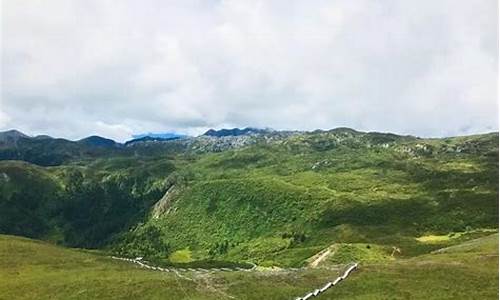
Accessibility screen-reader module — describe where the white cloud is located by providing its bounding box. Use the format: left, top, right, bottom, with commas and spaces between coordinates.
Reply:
0, 107, 10, 129
93, 121, 133, 142
1, 0, 497, 141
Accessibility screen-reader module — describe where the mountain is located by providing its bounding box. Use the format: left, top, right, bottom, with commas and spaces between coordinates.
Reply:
0, 127, 497, 298
78, 135, 119, 148
33, 135, 53, 140
0, 128, 497, 253
0, 135, 125, 166
125, 135, 183, 146
132, 132, 187, 140
0, 129, 29, 139
0, 129, 29, 146
0, 127, 420, 165
203, 127, 271, 137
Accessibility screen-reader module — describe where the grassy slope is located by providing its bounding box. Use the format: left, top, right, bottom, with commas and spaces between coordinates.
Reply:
0, 234, 193, 300
0, 157, 175, 247
0, 161, 63, 238
0, 234, 343, 300
141, 132, 498, 266
0, 234, 497, 300
323, 234, 499, 299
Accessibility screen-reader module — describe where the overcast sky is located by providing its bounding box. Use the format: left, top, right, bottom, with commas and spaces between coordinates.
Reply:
1, 0, 498, 141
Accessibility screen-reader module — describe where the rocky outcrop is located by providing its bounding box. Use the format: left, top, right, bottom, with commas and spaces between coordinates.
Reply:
151, 184, 181, 219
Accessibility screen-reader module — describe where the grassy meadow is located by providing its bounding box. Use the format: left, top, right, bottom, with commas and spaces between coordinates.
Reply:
0, 233, 497, 299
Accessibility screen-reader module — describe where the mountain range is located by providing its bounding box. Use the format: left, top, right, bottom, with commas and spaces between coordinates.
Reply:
0, 127, 497, 299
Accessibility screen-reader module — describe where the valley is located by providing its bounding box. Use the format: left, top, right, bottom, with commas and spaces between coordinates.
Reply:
0, 128, 498, 299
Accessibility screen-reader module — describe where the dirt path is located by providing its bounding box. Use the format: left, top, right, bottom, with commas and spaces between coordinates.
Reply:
310, 249, 332, 268
110, 256, 255, 273
294, 263, 359, 300
308, 245, 337, 268
112, 255, 358, 299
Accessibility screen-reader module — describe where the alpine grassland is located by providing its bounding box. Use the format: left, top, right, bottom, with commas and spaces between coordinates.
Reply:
0, 233, 497, 299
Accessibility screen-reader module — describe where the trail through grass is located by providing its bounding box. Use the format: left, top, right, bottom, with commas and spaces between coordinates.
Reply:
0, 234, 498, 299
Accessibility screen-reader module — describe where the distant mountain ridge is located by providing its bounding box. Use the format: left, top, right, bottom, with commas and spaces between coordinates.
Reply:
203, 127, 271, 137
0, 129, 29, 144
0, 130, 123, 166
124, 136, 183, 146
1, 128, 498, 167
78, 136, 119, 148
132, 132, 187, 140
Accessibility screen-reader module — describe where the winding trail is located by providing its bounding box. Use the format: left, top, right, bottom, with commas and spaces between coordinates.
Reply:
111, 256, 358, 299
294, 263, 358, 300
111, 256, 255, 273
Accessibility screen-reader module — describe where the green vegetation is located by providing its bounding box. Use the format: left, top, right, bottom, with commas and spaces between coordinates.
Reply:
0, 233, 497, 299
0, 129, 497, 298
169, 248, 193, 263
122, 131, 498, 267
323, 234, 499, 299
0, 130, 497, 265
327, 243, 392, 264
416, 228, 497, 243
0, 157, 173, 248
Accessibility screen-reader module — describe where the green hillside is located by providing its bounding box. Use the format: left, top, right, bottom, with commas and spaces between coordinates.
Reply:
121, 131, 498, 266
0, 233, 497, 299
0, 157, 173, 248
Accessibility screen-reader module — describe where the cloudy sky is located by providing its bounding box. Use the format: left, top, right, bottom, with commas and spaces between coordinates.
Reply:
1, 0, 498, 141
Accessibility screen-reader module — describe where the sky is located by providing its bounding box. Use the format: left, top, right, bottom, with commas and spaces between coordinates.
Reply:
1, 0, 498, 142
